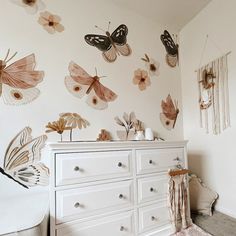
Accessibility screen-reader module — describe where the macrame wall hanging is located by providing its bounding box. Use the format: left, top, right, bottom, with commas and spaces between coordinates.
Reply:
196, 35, 231, 135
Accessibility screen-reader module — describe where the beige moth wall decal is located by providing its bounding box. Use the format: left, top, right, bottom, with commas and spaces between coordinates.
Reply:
160, 94, 179, 130
65, 61, 117, 110
160, 30, 179, 68
0, 50, 44, 105
0, 127, 49, 189
84, 23, 132, 63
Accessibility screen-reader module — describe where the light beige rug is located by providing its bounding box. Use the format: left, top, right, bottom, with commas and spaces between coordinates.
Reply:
171, 224, 212, 236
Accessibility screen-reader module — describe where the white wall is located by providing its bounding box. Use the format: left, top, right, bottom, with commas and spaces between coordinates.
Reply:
0, 0, 183, 196
180, 0, 236, 217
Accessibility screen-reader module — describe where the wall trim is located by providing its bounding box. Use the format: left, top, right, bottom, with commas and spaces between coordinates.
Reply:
215, 206, 236, 219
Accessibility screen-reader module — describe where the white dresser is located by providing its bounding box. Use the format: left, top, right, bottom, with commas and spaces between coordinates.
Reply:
48, 141, 188, 236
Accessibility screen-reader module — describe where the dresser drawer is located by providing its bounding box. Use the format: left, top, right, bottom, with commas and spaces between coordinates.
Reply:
56, 211, 135, 236
138, 203, 170, 233
55, 150, 132, 186
56, 180, 134, 223
136, 148, 184, 175
137, 175, 168, 204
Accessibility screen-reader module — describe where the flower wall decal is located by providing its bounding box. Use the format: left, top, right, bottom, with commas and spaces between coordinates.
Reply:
141, 54, 160, 77
133, 69, 151, 91
11, 0, 45, 14
45, 118, 71, 141
60, 113, 90, 141
38, 11, 64, 34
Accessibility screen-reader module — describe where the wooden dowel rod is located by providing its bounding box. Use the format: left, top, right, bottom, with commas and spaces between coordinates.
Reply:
168, 169, 189, 177
194, 51, 232, 72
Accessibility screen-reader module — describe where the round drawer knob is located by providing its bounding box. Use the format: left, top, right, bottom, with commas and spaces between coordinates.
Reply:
120, 226, 125, 231
151, 216, 156, 221
174, 157, 180, 161
74, 202, 80, 208
149, 160, 153, 164
74, 166, 80, 171
119, 194, 124, 199
150, 187, 154, 192
118, 162, 123, 167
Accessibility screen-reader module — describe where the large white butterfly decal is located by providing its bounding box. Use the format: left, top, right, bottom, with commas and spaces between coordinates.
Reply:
0, 127, 49, 188
65, 61, 117, 110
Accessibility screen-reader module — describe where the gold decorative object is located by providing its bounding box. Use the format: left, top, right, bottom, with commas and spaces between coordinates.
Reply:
97, 129, 112, 141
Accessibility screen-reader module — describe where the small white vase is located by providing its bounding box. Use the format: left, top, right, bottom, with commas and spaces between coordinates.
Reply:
145, 128, 154, 140
135, 131, 145, 141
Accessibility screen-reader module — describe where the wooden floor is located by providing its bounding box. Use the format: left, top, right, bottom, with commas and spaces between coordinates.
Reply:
192, 211, 236, 236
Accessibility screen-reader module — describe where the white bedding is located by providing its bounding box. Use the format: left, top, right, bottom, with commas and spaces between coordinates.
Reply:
0, 192, 49, 236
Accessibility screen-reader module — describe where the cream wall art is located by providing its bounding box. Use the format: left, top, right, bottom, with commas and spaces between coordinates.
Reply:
160, 94, 179, 130
0, 127, 49, 189
0, 50, 44, 105
65, 61, 117, 110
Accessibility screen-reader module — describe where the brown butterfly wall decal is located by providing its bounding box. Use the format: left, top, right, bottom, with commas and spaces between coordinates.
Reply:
84, 23, 132, 63
0, 49, 44, 105
65, 61, 117, 110
160, 94, 179, 130
160, 30, 179, 68
0, 127, 49, 189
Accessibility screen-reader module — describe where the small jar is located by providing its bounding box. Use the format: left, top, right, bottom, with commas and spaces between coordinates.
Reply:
145, 128, 154, 140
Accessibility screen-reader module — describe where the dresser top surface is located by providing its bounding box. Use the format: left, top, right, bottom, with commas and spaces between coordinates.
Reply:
47, 140, 188, 151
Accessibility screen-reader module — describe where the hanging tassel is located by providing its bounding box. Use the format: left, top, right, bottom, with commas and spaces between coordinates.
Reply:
197, 53, 231, 135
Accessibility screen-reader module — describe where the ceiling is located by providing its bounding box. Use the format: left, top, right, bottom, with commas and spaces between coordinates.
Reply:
111, 0, 212, 31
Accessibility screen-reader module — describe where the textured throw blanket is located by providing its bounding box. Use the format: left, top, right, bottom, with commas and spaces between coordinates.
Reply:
168, 174, 192, 231
168, 173, 212, 236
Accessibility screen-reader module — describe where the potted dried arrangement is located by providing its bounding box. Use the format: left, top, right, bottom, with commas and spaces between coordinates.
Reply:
133, 119, 145, 140
114, 112, 137, 140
